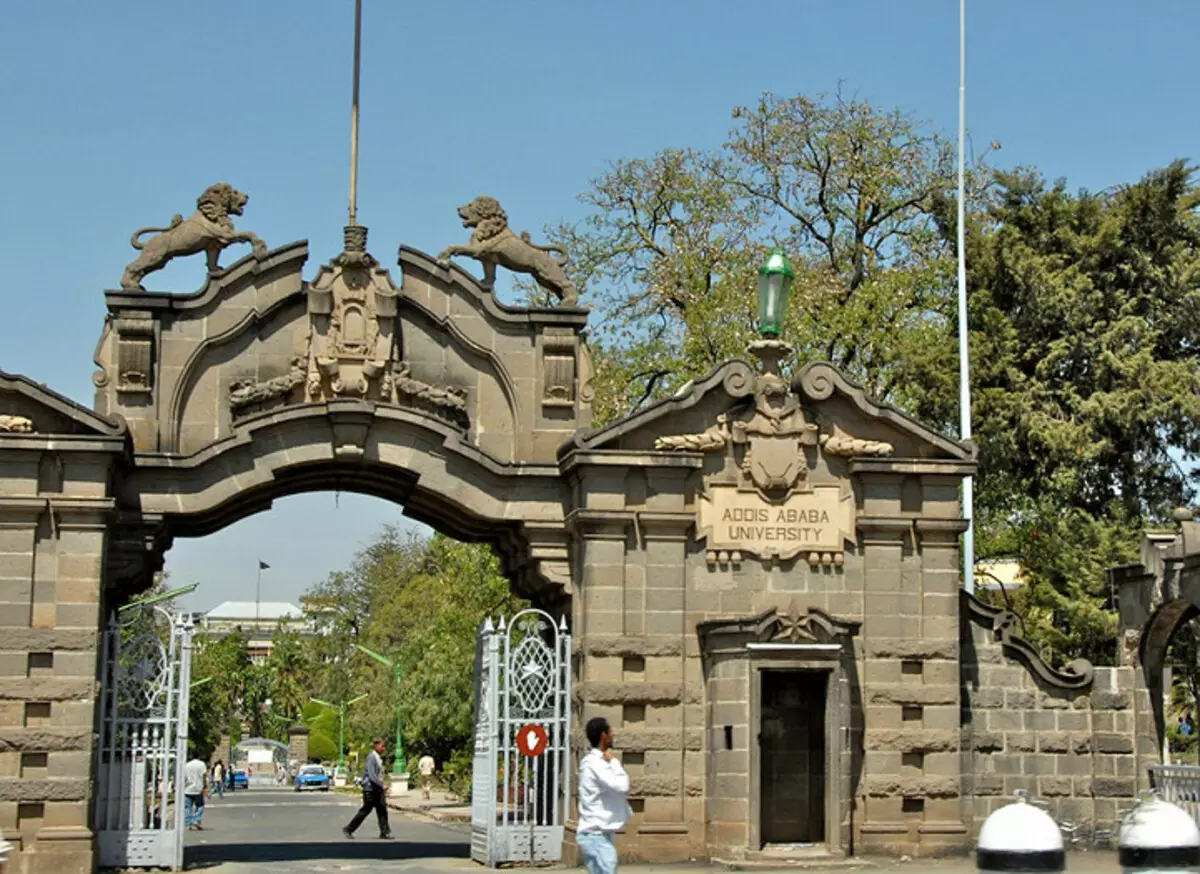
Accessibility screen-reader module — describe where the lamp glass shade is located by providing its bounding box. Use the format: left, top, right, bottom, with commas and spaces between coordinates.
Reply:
757, 248, 795, 337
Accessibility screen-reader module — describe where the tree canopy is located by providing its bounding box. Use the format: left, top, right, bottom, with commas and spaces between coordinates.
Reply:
554, 90, 963, 426
555, 89, 1199, 668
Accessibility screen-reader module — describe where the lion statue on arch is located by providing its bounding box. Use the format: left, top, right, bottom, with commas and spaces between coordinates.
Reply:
120, 182, 268, 291
437, 196, 579, 306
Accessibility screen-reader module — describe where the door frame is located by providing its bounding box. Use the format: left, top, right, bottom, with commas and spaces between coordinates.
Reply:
747, 647, 850, 854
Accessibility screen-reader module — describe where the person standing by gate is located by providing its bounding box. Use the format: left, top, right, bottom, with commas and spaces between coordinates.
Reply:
342, 738, 393, 840
183, 754, 208, 831
576, 717, 630, 874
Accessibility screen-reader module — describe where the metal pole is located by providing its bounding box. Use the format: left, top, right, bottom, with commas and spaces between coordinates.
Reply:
339, 705, 345, 776
393, 666, 405, 775
255, 563, 262, 623
348, 0, 363, 225
956, 0, 975, 594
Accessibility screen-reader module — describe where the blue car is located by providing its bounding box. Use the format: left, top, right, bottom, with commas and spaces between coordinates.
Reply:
229, 769, 249, 790
295, 764, 331, 792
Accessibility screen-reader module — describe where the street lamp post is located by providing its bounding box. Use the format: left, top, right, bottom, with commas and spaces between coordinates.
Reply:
310, 693, 368, 779
354, 644, 406, 782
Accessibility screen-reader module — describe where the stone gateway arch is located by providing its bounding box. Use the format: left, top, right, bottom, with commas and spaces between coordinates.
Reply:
0, 193, 1156, 874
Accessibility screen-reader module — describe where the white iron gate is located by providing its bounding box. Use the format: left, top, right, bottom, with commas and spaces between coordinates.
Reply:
471, 609, 572, 866
94, 607, 194, 870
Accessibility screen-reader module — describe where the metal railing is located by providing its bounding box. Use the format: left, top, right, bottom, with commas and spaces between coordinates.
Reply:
1149, 765, 1200, 824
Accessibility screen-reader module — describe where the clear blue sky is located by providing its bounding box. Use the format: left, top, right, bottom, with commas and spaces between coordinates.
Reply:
2, 1, 1196, 612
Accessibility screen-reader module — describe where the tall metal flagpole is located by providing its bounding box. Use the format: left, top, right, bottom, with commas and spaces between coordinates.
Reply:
256, 562, 262, 622
957, 0, 975, 594
348, 0, 363, 226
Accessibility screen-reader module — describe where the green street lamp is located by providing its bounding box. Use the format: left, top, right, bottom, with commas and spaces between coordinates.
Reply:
355, 644, 405, 776
757, 248, 795, 338
310, 693, 368, 777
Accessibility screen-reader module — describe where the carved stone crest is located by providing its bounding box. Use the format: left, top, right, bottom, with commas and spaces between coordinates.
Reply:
305, 225, 399, 402
732, 342, 820, 493
655, 339, 892, 566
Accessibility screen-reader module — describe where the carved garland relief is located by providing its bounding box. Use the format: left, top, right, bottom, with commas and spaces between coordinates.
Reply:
0, 415, 34, 433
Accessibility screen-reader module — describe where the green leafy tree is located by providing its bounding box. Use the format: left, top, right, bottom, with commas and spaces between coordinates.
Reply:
191, 629, 251, 738
967, 162, 1200, 664
967, 161, 1200, 521
552, 89, 963, 425
304, 529, 526, 776
265, 626, 311, 722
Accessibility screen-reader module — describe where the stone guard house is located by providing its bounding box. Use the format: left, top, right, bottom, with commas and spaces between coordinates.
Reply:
0, 202, 1155, 872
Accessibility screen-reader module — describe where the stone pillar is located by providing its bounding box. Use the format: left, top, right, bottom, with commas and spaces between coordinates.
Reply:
0, 453, 122, 874
287, 725, 310, 764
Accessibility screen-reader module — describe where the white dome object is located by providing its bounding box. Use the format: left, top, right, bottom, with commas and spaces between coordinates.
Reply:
1118, 796, 1200, 872
977, 796, 1064, 872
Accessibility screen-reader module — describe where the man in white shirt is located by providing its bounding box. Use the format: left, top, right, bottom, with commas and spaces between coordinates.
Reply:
418, 754, 436, 800
183, 755, 207, 831
576, 717, 630, 874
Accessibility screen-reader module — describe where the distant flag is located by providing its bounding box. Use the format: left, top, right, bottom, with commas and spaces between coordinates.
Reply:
259, 560, 270, 570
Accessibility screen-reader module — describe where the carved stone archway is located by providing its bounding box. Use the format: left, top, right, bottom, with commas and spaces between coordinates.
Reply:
0, 189, 1055, 873
91, 230, 592, 611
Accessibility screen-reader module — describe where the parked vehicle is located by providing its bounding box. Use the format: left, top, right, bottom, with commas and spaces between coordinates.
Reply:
229, 769, 250, 790
295, 764, 331, 792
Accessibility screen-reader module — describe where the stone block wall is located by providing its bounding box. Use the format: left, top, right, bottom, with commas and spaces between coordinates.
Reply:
0, 441, 124, 872
961, 599, 1156, 834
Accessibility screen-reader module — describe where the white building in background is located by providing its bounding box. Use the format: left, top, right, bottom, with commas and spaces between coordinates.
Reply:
199, 601, 312, 663
973, 558, 1027, 592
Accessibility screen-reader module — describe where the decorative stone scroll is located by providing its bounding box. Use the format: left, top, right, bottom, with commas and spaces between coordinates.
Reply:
0, 415, 33, 433
964, 592, 1095, 690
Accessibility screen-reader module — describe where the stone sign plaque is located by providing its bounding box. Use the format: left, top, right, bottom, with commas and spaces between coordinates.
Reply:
696, 483, 854, 561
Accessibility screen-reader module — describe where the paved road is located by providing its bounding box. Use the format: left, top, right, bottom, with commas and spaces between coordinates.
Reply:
182, 787, 1127, 874
184, 786, 474, 873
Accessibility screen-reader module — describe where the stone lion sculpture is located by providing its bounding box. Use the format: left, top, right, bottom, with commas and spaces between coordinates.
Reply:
120, 182, 268, 291
437, 196, 579, 305
0, 415, 33, 433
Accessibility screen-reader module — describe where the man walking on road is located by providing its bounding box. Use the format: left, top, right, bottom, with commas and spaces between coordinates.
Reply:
576, 717, 630, 874
183, 753, 208, 831
418, 753, 436, 800
343, 738, 393, 840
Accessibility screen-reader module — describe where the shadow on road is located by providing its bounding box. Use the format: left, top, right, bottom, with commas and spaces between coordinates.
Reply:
185, 839, 470, 868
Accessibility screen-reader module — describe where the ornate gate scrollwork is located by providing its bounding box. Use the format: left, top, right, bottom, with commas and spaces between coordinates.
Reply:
94, 607, 193, 870
471, 609, 571, 866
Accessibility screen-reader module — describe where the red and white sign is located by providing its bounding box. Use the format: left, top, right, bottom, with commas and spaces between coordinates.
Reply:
515, 723, 548, 758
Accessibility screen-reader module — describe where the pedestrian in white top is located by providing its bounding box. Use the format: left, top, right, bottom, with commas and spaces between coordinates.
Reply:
418, 754, 436, 800
576, 717, 630, 874
183, 755, 207, 831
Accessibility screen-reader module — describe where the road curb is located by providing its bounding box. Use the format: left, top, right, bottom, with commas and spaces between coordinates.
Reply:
388, 800, 471, 825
